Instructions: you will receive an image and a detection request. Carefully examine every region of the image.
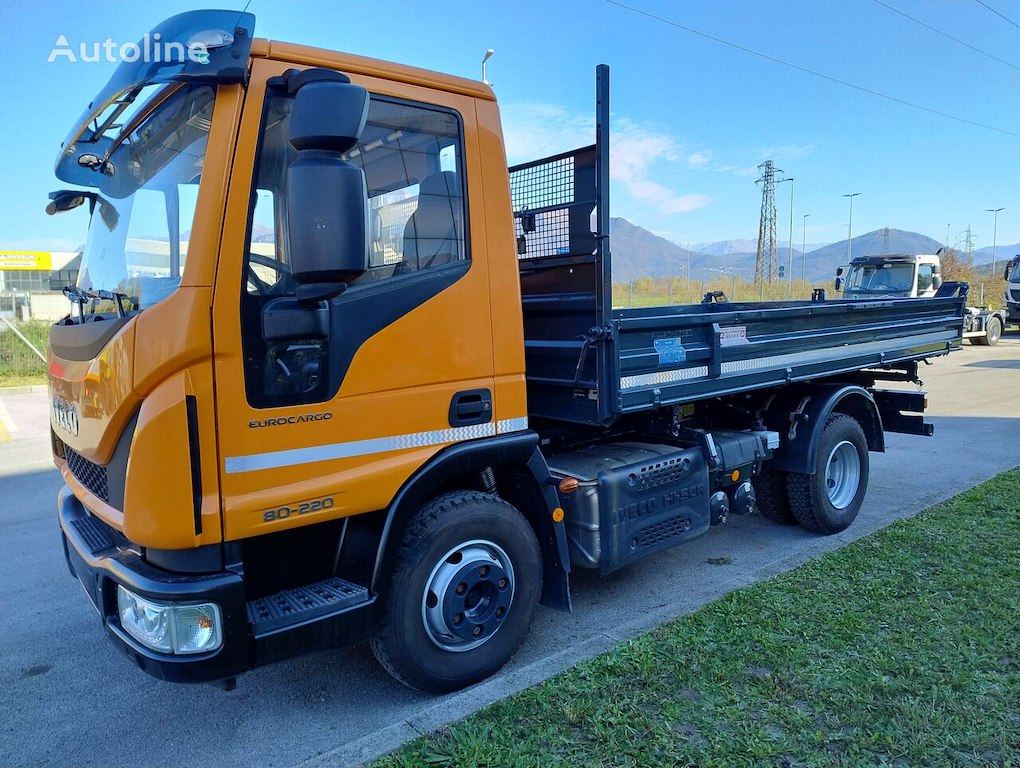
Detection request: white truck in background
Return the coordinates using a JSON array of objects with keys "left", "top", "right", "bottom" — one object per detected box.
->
[
  {"left": 835, "top": 252, "right": 1006, "bottom": 346},
  {"left": 1005, "top": 256, "right": 1020, "bottom": 330}
]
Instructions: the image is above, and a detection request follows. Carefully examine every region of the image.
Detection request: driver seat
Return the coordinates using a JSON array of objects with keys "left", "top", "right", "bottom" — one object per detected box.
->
[{"left": 400, "top": 171, "right": 463, "bottom": 271}]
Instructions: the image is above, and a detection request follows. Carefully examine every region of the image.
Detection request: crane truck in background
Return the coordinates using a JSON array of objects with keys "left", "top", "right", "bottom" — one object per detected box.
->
[
  {"left": 835, "top": 252, "right": 1006, "bottom": 345},
  {"left": 47, "top": 11, "right": 968, "bottom": 693}
]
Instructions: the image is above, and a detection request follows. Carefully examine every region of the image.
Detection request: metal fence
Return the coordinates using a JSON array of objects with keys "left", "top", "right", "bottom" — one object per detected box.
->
[{"left": 0, "top": 314, "right": 49, "bottom": 381}]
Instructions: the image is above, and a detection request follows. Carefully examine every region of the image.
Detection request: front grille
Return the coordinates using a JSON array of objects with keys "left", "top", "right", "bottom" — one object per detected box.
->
[
  {"left": 65, "top": 448, "right": 109, "bottom": 503},
  {"left": 1009, "top": 289, "right": 1020, "bottom": 302}
]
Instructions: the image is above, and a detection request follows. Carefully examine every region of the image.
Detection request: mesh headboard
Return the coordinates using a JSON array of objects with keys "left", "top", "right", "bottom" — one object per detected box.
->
[{"left": 509, "top": 146, "right": 598, "bottom": 261}]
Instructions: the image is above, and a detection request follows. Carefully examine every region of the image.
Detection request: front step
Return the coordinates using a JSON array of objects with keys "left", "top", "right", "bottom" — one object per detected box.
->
[{"left": 247, "top": 577, "right": 368, "bottom": 634}]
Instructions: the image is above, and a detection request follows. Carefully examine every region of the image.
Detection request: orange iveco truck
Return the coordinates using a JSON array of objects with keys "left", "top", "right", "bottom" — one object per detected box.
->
[{"left": 48, "top": 11, "right": 968, "bottom": 692}]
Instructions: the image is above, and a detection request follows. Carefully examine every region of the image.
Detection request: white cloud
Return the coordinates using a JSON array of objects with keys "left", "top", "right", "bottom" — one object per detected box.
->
[
  {"left": 610, "top": 120, "right": 713, "bottom": 214},
  {"left": 502, "top": 103, "right": 816, "bottom": 205},
  {"left": 756, "top": 143, "right": 816, "bottom": 162},
  {"left": 713, "top": 163, "right": 761, "bottom": 178},
  {"left": 501, "top": 103, "right": 594, "bottom": 166},
  {"left": 503, "top": 103, "right": 714, "bottom": 218},
  {"left": 687, "top": 151, "right": 713, "bottom": 168}
]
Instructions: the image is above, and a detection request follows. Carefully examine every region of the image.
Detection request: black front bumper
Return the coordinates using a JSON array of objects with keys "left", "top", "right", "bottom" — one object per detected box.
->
[{"left": 57, "top": 485, "right": 250, "bottom": 684}]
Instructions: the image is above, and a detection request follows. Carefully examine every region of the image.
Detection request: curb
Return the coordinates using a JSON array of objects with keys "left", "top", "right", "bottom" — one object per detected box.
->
[{"left": 0, "top": 385, "right": 48, "bottom": 396}]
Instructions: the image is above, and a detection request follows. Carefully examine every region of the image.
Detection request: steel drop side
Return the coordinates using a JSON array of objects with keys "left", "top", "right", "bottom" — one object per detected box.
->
[{"left": 512, "top": 66, "right": 966, "bottom": 428}]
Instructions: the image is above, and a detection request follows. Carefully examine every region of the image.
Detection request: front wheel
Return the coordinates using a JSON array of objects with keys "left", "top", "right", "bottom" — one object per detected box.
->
[
  {"left": 786, "top": 414, "right": 869, "bottom": 534},
  {"left": 371, "top": 491, "right": 542, "bottom": 693},
  {"left": 974, "top": 316, "right": 1002, "bottom": 346}
]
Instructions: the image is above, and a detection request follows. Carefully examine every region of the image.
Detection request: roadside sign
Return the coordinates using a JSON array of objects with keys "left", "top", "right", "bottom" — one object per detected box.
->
[{"left": 0, "top": 251, "right": 53, "bottom": 271}]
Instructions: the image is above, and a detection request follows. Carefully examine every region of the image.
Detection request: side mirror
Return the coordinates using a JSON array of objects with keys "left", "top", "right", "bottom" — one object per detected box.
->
[
  {"left": 834, "top": 276, "right": 844, "bottom": 292},
  {"left": 46, "top": 189, "right": 99, "bottom": 216},
  {"left": 285, "top": 69, "right": 370, "bottom": 299}
]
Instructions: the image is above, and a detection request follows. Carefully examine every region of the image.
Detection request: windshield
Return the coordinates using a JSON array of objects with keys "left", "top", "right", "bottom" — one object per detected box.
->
[
  {"left": 76, "top": 83, "right": 215, "bottom": 313},
  {"left": 1009, "top": 260, "right": 1020, "bottom": 283},
  {"left": 845, "top": 263, "right": 914, "bottom": 294}
]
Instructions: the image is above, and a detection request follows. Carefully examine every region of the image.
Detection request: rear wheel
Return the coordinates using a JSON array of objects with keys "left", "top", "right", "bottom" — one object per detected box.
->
[
  {"left": 371, "top": 490, "right": 542, "bottom": 693},
  {"left": 786, "top": 414, "right": 869, "bottom": 534},
  {"left": 753, "top": 468, "right": 797, "bottom": 524}
]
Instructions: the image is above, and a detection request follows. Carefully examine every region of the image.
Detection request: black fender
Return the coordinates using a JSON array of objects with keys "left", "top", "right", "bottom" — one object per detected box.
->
[
  {"left": 761, "top": 384, "right": 884, "bottom": 475},
  {"left": 367, "top": 431, "right": 572, "bottom": 612}
]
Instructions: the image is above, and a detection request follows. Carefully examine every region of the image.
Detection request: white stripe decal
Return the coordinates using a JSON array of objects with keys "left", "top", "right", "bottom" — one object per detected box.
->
[
  {"left": 224, "top": 414, "right": 531, "bottom": 474},
  {"left": 496, "top": 416, "right": 529, "bottom": 433},
  {"left": 620, "top": 330, "right": 955, "bottom": 390},
  {"left": 226, "top": 422, "right": 496, "bottom": 474}
]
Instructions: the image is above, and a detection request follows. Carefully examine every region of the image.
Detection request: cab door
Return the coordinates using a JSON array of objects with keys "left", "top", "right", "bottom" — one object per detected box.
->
[{"left": 211, "top": 58, "right": 495, "bottom": 541}]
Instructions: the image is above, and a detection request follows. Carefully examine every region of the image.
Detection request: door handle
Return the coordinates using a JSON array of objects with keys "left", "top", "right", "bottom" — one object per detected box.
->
[{"left": 449, "top": 389, "right": 492, "bottom": 427}]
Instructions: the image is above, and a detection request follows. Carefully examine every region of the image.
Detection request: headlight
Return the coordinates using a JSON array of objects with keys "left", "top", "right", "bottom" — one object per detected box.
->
[{"left": 117, "top": 586, "right": 222, "bottom": 655}]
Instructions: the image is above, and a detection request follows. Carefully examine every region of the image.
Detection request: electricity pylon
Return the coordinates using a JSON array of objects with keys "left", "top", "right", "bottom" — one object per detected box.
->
[{"left": 755, "top": 161, "right": 779, "bottom": 286}]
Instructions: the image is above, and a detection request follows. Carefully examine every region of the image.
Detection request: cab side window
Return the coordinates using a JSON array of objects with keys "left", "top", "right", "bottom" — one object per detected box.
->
[
  {"left": 240, "top": 88, "right": 468, "bottom": 408},
  {"left": 917, "top": 263, "right": 934, "bottom": 293},
  {"left": 244, "top": 94, "right": 467, "bottom": 289}
]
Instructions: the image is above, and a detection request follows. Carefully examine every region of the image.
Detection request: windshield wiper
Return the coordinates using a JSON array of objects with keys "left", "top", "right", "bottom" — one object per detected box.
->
[
  {"left": 62, "top": 285, "right": 90, "bottom": 320},
  {"left": 62, "top": 286, "right": 132, "bottom": 320},
  {"left": 96, "top": 289, "right": 131, "bottom": 317}
]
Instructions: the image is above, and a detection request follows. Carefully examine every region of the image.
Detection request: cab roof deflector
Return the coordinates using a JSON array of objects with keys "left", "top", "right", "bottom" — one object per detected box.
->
[{"left": 54, "top": 10, "right": 255, "bottom": 186}]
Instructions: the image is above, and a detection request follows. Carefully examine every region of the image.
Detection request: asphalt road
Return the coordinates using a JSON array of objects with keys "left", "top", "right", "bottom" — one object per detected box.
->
[{"left": 2, "top": 336, "right": 1019, "bottom": 767}]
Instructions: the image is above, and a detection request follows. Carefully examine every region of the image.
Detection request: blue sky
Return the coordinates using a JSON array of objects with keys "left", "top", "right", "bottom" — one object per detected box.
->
[{"left": 1, "top": 0, "right": 1018, "bottom": 255}]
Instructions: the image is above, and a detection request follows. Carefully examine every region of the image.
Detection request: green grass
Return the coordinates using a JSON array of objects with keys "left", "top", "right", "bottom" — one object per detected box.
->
[
  {"left": 375, "top": 469, "right": 1020, "bottom": 768},
  {"left": 0, "top": 321, "right": 49, "bottom": 380}
]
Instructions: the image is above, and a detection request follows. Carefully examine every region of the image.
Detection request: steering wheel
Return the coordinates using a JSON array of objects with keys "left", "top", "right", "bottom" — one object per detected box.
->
[{"left": 246, "top": 251, "right": 292, "bottom": 295}]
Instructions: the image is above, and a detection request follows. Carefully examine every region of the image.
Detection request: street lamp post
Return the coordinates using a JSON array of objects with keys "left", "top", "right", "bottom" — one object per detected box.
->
[
  {"left": 843, "top": 193, "right": 861, "bottom": 263},
  {"left": 778, "top": 177, "right": 794, "bottom": 297},
  {"left": 481, "top": 49, "right": 494, "bottom": 85},
  {"left": 802, "top": 213, "right": 810, "bottom": 282},
  {"left": 986, "top": 207, "right": 1004, "bottom": 278}
]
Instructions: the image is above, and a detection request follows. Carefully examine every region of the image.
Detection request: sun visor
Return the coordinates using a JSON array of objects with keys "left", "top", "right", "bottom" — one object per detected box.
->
[{"left": 54, "top": 9, "right": 255, "bottom": 187}]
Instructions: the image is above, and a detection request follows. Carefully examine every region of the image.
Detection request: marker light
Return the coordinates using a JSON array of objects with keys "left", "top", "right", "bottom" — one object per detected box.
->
[
  {"left": 117, "top": 586, "right": 222, "bottom": 655},
  {"left": 558, "top": 477, "right": 579, "bottom": 494}
]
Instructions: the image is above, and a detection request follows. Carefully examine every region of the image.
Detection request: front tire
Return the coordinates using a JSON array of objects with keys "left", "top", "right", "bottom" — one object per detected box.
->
[
  {"left": 371, "top": 490, "right": 542, "bottom": 693},
  {"left": 977, "top": 316, "right": 1002, "bottom": 346},
  {"left": 786, "top": 414, "right": 869, "bottom": 534}
]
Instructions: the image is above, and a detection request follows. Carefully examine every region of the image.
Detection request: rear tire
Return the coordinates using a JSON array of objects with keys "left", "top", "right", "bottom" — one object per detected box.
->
[
  {"left": 371, "top": 490, "right": 542, "bottom": 693},
  {"left": 754, "top": 468, "right": 797, "bottom": 524},
  {"left": 786, "top": 414, "right": 869, "bottom": 534}
]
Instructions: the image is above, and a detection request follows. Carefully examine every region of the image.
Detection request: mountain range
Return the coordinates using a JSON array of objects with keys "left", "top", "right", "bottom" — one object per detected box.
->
[{"left": 610, "top": 218, "right": 1020, "bottom": 284}]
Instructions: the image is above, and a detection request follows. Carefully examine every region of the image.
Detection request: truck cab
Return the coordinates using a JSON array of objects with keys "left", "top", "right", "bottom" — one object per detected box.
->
[
  {"left": 1005, "top": 256, "right": 1020, "bottom": 328},
  {"left": 49, "top": 10, "right": 536, "bottom": 690},
  {"left": 835, "top": 253, "right": 941, "bottom": 299},
  {"left": 834, "top": 252, "right": 1004, "bottom": 345}
]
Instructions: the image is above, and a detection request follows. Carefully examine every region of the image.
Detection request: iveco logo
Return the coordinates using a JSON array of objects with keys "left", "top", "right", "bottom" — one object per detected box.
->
[{"left": 52, "top": 396, "right": 80, "bottom": 437}]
